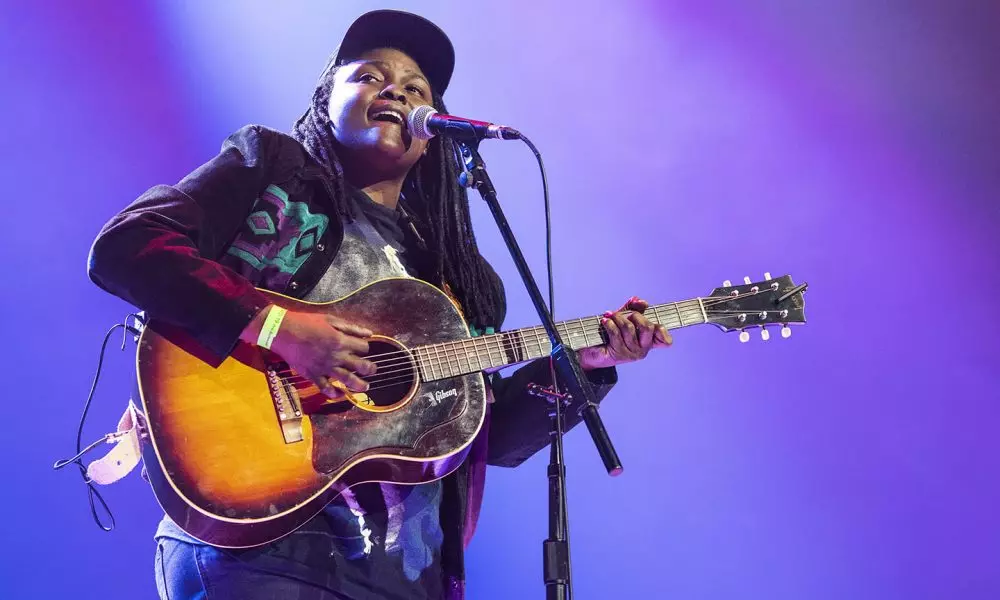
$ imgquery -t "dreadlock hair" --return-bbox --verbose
[291,57,505,331]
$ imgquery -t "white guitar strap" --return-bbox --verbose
[86,400,148,485]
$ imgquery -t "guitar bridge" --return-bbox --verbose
[265,364,304,444]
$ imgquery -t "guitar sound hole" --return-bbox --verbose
[362,338,417,409]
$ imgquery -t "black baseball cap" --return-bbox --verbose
[333,10,455,95]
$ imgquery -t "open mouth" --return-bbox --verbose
[370,109,405,126]
[367,105,413,149]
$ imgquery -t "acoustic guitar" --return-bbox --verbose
[135,274,807,547]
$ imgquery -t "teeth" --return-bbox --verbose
[372,110,403,124]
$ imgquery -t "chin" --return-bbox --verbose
[370,138,420,168]
[340,130,420,175]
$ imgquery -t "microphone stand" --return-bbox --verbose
[456,139,623,600]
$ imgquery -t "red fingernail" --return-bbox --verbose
[603,311,614,318]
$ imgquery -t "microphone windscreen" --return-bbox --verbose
[408,105,438,140]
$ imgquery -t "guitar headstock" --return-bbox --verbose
[703,273,807,341]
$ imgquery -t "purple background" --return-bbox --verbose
[3,1,998,598]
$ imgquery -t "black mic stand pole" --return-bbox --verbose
[456,139,623,600]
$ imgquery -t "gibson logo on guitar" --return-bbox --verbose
[423,389,459,406]
[134,274,806,547]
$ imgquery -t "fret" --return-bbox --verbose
[696,297,708,324]
[461,338,474,374]
[427,343,439,380]
[672,302,684,328]
[498,332,510,364]
[456,341,467,375]
[442,342,454,379]
[472,336,486,372]
[447,342,461,377]
[412,346,422,379]
[506,331,519,363]
[513,331,527,363]
[557,322,571,351]
[494,332,508,366]
[523,328,533,359]
[414,346,428,380]
[554,323,567,349]
[523,329,536,360]
[433,346,442,379]
[564,319,578,350]
[481,334,496,369]
[582,317,594,348]
[577,318,589,349]
[419,345,429,380]
[430,346,440,380]
[654,305,665,326]
[533,327,547,359]
[431,344,448,379]
[453,340,466,375]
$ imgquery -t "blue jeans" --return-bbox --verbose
[154,536,357,600]
[154,531,447,600]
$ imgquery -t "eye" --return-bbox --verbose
[358,72,380,83]
[406,85,426,98]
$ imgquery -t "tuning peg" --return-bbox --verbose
[764,272,772,280]
[723,280,732,287]
[744,276,752,284]
[739,331,750,343]
[781,326,792,339]
[761,328,770,341]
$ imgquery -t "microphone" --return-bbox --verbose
[407,105,520,141]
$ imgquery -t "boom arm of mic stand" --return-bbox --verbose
[456,140,623,476]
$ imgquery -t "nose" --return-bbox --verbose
[378,85,407,104]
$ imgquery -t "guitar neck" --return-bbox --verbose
[414,298,707,381]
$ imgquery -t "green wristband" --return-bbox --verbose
[256,306,288,350]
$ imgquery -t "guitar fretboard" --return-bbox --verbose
[413,298,707,381]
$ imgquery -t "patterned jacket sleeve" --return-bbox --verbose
[87,125,274,359]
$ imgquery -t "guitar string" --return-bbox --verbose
[270,300,717,377]
[270,293,777,382]
[281,310,754,394]
[272,288,778,372]
[271,304,709,382]
[272,318,692,389]
[268,289,771,378]
[270,296,778,384]
[271,304,775,389]
[277,323,792,393]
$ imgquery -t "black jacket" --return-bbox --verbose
[88,124,616,588]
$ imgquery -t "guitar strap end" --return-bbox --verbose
[86,400,148,486]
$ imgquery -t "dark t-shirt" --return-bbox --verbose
[305,190,446,599]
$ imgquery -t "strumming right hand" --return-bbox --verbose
[246,308,376,399]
